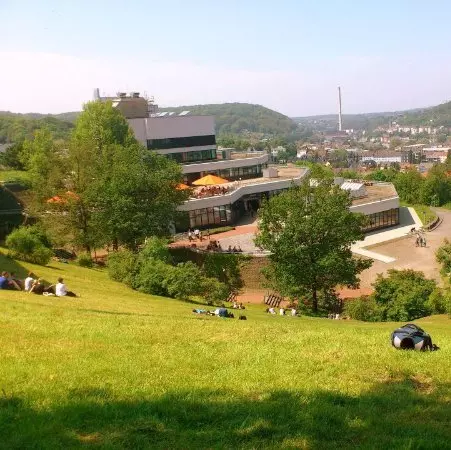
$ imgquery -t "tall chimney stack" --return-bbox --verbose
[338,86,343,131]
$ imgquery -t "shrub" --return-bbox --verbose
[202,277,230,305]
[427,288,447,314]
[139,237,173,264]
[373,269,436,321]
[107,250,137,286]
[202,253,247,290]
[344,296,382,322]
[165,262,204,301]
[134,259,173,297]
[77,253,93,268]
[5,225,53,265]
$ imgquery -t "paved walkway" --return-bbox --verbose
[351,207,422,263]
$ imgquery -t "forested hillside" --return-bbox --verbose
[160,103,297,136]
[397,100,451,126]
[293,113,392,132]
[293,99,451,131]
[0,113,74,143]
[1,103,296,140]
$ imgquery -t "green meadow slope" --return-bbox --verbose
[0,251,450,449]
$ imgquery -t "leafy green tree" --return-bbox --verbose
[436,239,451,279]
[298,161,334,179]
[0,142,25,169]
[255,180,372,312]
[367,168,398,182]
[88,143,187,250]
[19,128,65,201]
[420,164,451,206]
[42,101,188,251]
[394,169,424,204]
[372,269,436,321]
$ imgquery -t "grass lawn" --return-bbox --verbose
[0,250,450,449]
[0,169,30,184]
[406,203,437,226]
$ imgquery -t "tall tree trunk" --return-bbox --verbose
[312,288,318,313]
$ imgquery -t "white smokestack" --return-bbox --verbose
[338,86,343,131]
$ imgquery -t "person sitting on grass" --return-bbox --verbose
[29,278,53,295]
[9,272,23,290]
[55,277,77,297]
[0,271,21,290]
[24,272,36,292]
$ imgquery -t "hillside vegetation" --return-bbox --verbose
[0,112,74,143]
[397,100,451,126]
[0,250,450,449]
[1,103,296,140]
[160,103,297,136]
[293,99,451,131]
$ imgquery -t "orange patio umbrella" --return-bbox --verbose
[192,174,229,186]
[176,183,191,190]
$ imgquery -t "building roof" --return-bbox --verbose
[340,181,364,191]
[351,183,398,206]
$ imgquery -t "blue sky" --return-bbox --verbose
[1,0,451,115]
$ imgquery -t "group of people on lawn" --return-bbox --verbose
[267,307,298,316]
[0,271,77,297]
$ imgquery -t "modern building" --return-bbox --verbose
[96,90,400,232]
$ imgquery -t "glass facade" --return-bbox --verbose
[183,164,267,184]
[147,134,216,150]
[167,149,217,164]
[362,208,399,232]
[188,205,233,228]
[215,164,267,180]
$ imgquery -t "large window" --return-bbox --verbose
[188,205,233,228]
[216,164,267,181]
[147,135,216,150]
[362,208,399,232]
[167,149,217,164]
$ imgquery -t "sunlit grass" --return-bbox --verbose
[0,250,450,448]
[0,169,30,184]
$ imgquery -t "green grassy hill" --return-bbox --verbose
[0,250,450,449]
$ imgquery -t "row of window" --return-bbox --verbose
[215,164,266,180]
[362,208,399,232]
[184,164,267,185]
[167,149,217,164]
[188,205,233,228]
[147,134,216,150]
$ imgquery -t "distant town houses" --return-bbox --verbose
[375,123,447,135]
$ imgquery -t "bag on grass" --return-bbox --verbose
[391,323,438,351]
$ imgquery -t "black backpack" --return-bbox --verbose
[391,323,438,351]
